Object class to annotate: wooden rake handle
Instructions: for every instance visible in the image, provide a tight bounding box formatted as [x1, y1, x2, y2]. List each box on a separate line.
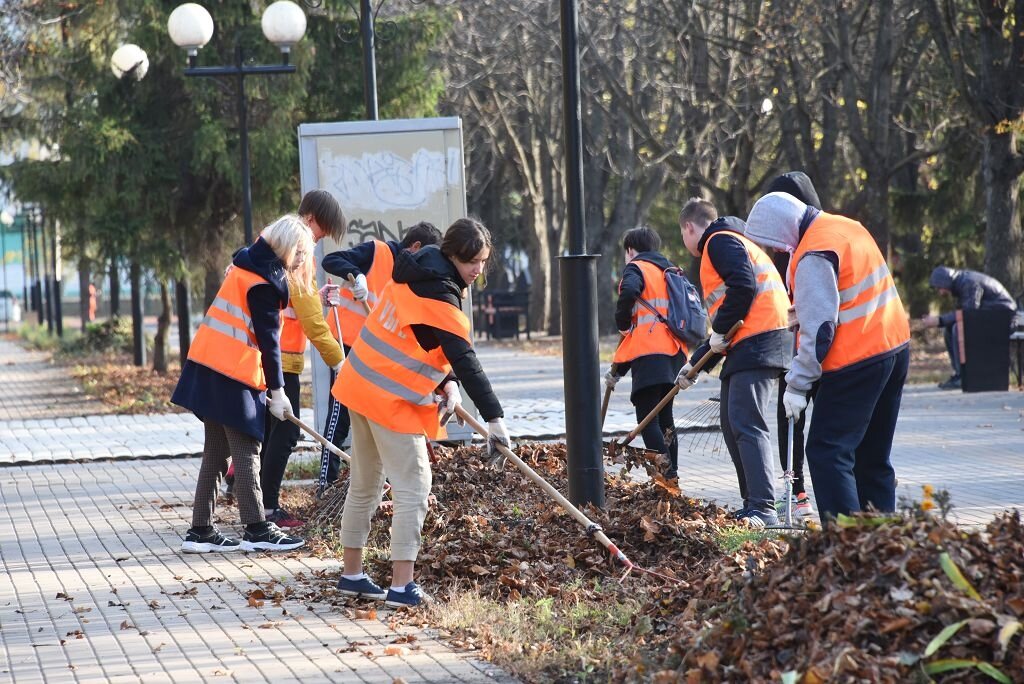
[287, 414, 351, 463]
[347, 273, 373, 315]
[454, 405, 634, 570]
[600, 362, 618, 427]
[616, 319, 744, 448]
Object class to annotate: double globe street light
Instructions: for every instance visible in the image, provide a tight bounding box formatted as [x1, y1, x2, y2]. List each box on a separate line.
[167, 1, 307, 246]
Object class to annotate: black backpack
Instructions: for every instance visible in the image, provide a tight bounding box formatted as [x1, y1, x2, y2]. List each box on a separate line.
[636, 267, 708, 348]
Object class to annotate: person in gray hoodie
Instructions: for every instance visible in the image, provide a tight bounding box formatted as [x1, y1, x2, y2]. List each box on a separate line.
[745, 193, 910, 521]
[922, 266, 1017, 390]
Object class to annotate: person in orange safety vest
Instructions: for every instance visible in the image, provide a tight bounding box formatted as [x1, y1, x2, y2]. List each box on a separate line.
[678, 199, 792, 529]
[331, 218, 508, 608]
[603, 227, 688, 479]
[745, 192, 910, 521]
[172, 214, 313, 554]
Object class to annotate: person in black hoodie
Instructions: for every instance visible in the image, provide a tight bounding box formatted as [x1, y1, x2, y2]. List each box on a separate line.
[763, 171, 822, 517]
[172, 215, 311, 553]
[331, 218, 507, 608]
[922, 265, 1017, 389]
[605, 227, 688, 478]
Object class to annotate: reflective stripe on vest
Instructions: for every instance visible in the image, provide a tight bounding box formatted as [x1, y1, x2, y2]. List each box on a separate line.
[330, 239, 395, 345]
[788, 212, 910, 372]
[699, 231, 789, 348]
[612, 260, 687, 364]
[333, 280, 471, 439]
[187, 267, 270, 390]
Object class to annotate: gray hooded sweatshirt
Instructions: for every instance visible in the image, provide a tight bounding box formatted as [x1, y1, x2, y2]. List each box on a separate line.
[745, 192, 836, 394]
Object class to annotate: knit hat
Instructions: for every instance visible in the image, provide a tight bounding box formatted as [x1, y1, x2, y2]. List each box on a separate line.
[745, 192, 807, 254]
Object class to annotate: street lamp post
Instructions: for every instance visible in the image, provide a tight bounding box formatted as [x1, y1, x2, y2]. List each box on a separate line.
[168, 1, 307, 246]
[0, 210, 11, 333]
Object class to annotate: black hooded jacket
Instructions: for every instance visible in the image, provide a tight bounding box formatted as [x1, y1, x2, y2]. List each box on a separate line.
[690, 217, 792, 378]
[322, 239, 401, 280]
[929, 266, 1017, 327]
[391, 245, 503, 421]
[765, 171, 822, 278]
[614, 251, 686, 395]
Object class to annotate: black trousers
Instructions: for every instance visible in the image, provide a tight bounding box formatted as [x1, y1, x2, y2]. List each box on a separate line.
[806, 347, 909, 520]
[632, 383, 678, 473]
[943, 323, 962, 378]
[259, 372, 301, 510]
[776, 376, 814, 496]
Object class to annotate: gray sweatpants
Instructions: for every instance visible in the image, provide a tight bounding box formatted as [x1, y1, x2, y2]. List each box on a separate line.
[720, 368, 778, 515]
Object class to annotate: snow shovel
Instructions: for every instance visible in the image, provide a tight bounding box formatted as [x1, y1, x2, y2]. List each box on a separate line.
[453, 405, 639, 576]
[608, 319, 743, 461]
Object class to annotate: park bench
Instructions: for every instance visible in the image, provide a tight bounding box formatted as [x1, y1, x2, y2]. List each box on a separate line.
[1012, 298, 1024, 389]
[476, 290, 531, 340]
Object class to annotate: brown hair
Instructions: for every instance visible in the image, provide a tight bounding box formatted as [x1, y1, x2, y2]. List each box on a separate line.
[678, 197, 718, 228]
[441, 217, 492, 264]
[298, 190, 346, 242]
[622, 226, 661, 253]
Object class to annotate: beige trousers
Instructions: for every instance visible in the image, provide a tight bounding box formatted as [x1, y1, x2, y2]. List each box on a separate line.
[340, 412, 432, 562]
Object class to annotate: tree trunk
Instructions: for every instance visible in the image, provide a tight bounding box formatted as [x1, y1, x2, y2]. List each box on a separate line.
[109, 256, 120, 319]
[982, 131, 1024, 294]
[204, 266, 222, 311]
[153, 280, 171, 374]
[524, 201, 550, 333]
[78, 257, 90, 332]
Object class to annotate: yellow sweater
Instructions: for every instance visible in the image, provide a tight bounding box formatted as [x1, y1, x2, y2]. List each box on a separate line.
[282, 288, 344, 374]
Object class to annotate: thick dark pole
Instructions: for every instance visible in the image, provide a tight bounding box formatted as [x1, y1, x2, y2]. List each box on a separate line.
[51, 219, 63, 337]
[237, 45, 254, 246]
[1, 216, 8, 333]
[130, 260, 145, 366]
[39, 212, 53, 334]
[559, 0, 604, 507]
[176, 277, 191, 360]
[20, 220, 29, 310]
[29, 211, 43, 324]
[360, 0, 379, 120]
[109, 256, 121, 318]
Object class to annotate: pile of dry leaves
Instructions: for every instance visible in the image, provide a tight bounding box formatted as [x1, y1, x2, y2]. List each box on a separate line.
[290, 443, 1023, 683]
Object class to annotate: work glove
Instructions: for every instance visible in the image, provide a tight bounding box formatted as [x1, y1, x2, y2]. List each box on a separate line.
[438, 380, 464, 426]
[349, 274, 369, 302]
[331, 362, 342, 375]
[486, 417, 510, 469]
[708, 330, 729, 354]
[319, 283, 341, 307]
[268, 389, 293, 421]
[675, 363, 698, 390]
[603, 368, 620, 391]
[782, 389, 808, 420]
[787, 305, 798, 331]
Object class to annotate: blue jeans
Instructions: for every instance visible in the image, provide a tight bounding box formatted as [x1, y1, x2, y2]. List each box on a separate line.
[806, 346, 910, 520]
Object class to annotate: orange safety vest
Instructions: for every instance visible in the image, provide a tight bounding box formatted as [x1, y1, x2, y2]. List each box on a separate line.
[187, 266, 272, 390]
[789, 212, 910, 372]
[333, 280, 471, 439]
[328, 240, 395, 345]
[613, 260, 687, 364]
[700, 231, 789, 347]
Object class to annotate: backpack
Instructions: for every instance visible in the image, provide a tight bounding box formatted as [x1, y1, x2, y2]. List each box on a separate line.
[636, 267, 708, 348]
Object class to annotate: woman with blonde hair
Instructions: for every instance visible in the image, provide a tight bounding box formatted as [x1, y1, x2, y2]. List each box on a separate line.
[172, 214, 313, 553]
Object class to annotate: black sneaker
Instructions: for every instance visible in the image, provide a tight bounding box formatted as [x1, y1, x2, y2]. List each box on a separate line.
[385, 582, 431, 609]
[336, 575, 387, 600]
[242, 522, 305, 552]
[181, 527, 242, 553]
[937, 375, 961, 390]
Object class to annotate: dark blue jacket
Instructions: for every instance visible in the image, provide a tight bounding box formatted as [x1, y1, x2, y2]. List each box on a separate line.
[690, 217, 792, 379]
[930, 266, 1017, 327]
[171, 238, 289, 440]
[614, 252, 686, 396]
[322, 239, 401, 280]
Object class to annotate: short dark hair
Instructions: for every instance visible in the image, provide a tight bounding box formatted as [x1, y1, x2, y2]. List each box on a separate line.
[678, 197, 718, 228]
[400, 221, 443, 249]
[298, 190, 346, 242]
[622, 226, 661, 253]
[441, 217, 492, 263]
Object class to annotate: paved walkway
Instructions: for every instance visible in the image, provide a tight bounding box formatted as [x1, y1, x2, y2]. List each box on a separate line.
[0, 337, 111, 421]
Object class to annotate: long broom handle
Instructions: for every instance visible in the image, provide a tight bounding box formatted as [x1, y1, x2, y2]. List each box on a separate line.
[288, 414, 351, 463]
[617, 319, 743, 447]
[347, 273, 373, 315]
[454, 405, 634, 568]
[600, 362, 618, 426]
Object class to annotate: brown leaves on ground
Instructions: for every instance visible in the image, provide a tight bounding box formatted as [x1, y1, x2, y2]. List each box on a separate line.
[66, 352, 183, 414]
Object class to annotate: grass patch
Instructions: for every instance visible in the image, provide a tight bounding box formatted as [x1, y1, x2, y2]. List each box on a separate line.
[68, 353, 182, 414]
[428, 585, 643, 682]
[283, 454, 322, 480]
[715, 526, 779, 553]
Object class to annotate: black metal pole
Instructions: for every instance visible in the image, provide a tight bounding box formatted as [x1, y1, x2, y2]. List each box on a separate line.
[110, 256, 121, 318]
[236, 45, 254, 246]
[360, 0, 379, 120]
[39, 211, 53, 334]
[559, 0, 603, 508]
[1, 216, 8, 333]
[51, 219, 63, 337]
[29, 210, 43, 324]
[176, 277, 191, 360]
[130, 259, 145, 366]
[20, 219, 29, 311]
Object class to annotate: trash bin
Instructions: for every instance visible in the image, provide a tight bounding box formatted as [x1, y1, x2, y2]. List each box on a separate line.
[960, 308, 1014, 392]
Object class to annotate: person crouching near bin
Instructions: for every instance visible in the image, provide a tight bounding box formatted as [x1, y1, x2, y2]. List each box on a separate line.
[745, 192, 910, 521]
[172, 215, 311, 553]
[604, 227, 688, 479]
[677, 199, 792, 528]
[332, 218, 509, 608]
